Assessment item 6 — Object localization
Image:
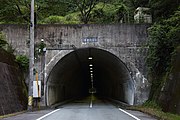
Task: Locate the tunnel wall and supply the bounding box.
[0,24,150,105]
[46,50,90,106]
[46,48,135,106]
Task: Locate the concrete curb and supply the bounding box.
[0,111,27,119]
[106,98,131,108]
[50,98,76,109]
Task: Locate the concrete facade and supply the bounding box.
[0,24,150,106]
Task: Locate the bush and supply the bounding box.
[90,2,128,23]
[147,9,180,100]
[43,16,66,24]
[65,12,81,24]
[41,14,81,24]
[0,32,7,48]
[143,100,162,110]
[15,55,29,72]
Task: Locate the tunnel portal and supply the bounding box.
[46,48,134,106]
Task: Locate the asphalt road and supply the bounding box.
[2,96,156,120]
[36,96,156,120]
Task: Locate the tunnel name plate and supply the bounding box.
[82,37,98,44]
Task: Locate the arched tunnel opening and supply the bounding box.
[46,48,134,106]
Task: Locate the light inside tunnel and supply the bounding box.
[46,48,135,106]
[89,64,93,67]
[88,57,93,60]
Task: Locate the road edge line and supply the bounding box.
[118,108,141,120]
[36,109,60,120]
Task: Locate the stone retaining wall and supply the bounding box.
[0,49,27,115]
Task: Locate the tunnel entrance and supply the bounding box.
[46,48,134,106]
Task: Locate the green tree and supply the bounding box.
[15,55,29,72]
[90,2,128,23]
[0,0,70,24]
[125,0,150,9]
[36,0,70,22]
[0,0,30,23]
[149,0,179,22]
[65,0,102,24]
[147,9,180,100]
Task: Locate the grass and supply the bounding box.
[129,105,180,120]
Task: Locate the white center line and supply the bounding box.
[90,100,93,108]
[89,94,93,108]
[36,109,60,120]
[118,108,141,120]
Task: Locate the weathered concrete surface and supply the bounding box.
[0,49,27,115]
[0,25,29,55]
[0,24,151,106]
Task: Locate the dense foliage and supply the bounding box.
[0,0,179,24]
[0,32,7,48]
[149,0,179,21]
[15,55,29,72]
[0,0,145,24]
[0,0,70,24]
[147,8,180,100]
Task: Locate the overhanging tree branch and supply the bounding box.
[15,4,29,22]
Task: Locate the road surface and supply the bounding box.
[3,96,156,120]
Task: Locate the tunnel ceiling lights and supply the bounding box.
[88,57,93,60]
[90,71,93,73]
[90,68,93,70]
[89,64,93,67]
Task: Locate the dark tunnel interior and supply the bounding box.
[46,48,135,106]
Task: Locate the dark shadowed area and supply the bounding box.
[47,48,134,106]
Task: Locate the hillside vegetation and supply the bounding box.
[0,0,179,24]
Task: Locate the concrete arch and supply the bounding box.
[45,47,135,106]
[44,47,120,82]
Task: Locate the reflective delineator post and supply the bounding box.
[28,0,34,111]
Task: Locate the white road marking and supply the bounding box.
[118,108,141,120]
[90,100,93,108]
[36,109,60,120]
[89,94,93,108]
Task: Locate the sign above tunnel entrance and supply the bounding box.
[82,37,98,44]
